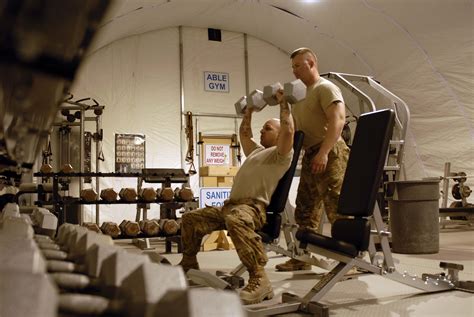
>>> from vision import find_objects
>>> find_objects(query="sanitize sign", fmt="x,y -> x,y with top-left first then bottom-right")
204,71 -> 229,93
199,187 -> 231,208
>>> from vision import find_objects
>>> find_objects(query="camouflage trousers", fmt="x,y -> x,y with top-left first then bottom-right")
295,139 -> 350,232
181,198 -> 268,273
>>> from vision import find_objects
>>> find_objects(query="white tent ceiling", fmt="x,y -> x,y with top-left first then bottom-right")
88,0 -> 473,179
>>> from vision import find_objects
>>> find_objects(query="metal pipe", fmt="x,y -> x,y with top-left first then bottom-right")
60,104 -> 104,110
95,116 -> 100,224
66,130 -> 70,164
323,72 -> 376,112
442,162 -> 451,208
179,25 -> 185,170
188,112 -> 242,119
244,33 -> 249,95
58,128 -> 62,169
443,175 -> 472,179
79,108 -> 85,224
52,117 -> 96,127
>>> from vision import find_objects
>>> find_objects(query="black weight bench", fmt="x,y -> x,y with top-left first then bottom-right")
246,109 -> 459,316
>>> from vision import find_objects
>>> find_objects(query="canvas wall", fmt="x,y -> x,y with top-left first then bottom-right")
68,26 -> 294,224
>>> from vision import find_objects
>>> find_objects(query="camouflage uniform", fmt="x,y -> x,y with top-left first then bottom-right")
181,198 -> 267,272
295,139 -> 350,232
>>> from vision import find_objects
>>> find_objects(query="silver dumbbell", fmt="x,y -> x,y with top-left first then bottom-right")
284,79 -> 306,104
234,96 -> 247,115
263,79 -> 306,105
263,82 -> 283,105
234,89 -> 267,115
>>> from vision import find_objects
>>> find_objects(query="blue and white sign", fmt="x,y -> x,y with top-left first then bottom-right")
199,187 -> 231,208
204,71 -> 229,93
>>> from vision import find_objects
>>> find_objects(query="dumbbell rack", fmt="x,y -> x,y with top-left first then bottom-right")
33,170 -> 197,251
135,168 -> 197,251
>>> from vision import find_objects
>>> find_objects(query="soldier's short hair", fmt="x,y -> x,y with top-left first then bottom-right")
290,47 -> 318,64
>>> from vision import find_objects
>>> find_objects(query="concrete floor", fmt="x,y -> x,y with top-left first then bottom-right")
116,222 -> 474,316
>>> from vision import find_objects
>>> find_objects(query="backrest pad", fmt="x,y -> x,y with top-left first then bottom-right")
337,109 -> 395,217
266,130 -> 304,214
259,131 -> 304,241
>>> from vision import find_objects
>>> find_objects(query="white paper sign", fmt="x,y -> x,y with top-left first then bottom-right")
204,71 -> 229,93
205,144 -> 230,165
199,187 -> 232,208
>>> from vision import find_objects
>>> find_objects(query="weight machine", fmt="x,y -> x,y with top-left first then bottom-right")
46,95 -> 105,224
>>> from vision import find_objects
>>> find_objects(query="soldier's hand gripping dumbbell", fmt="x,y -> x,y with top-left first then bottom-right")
235,79 -> 307,115
263,79 -> 306,105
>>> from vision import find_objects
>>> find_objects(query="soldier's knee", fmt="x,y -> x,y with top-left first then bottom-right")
224,214 -> 240,230
181,213 -> 194,227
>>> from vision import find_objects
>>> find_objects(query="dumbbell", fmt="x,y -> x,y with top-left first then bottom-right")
40,163 -> 54,174
30,207 -> 58,237
0,271 -> 58,317
58,262 -> 187,316
43,226 -> 116,278
100,188 -> 118,202
61,163 -> 74,173
263,79 -> 306,105
0,247 -> 188,317
51,248 -> 151,293
263,82 -> 283,105
82,222 -> 102,233
119,188 -> 138,202
47,231 -> 113,274
159,219 -> 180,236
119,220 -> 141,237
139,219 -> 160,236
1,221 -> 111,275
101,221 -> 121,238
18,182 -> 53,193
1,202 -> 20,220
139,187 -> 157,202
283,79 -> 306,104
157,186 -> 174,202
234,89 -> 268,115
1,206 -> 57,240
80,188 -> 99,202
174,187 -> 194,202
48,247 -> 149,293
1,219 -> 111,272
43,227 -> 112,262
0,233 -> 47,274
2,216 -> 241,316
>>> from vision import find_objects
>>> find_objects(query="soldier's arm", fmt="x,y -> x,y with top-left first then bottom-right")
239,106 -> 259,157
276,90 -> 295,156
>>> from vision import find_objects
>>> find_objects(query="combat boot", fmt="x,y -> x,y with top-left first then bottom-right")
239,268 -> 274,305
275,258 -> 311,271
177,255 -> 199,273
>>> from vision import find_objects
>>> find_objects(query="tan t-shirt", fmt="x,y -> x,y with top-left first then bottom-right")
292,77 -> 344,148
230,145 -> 293,206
